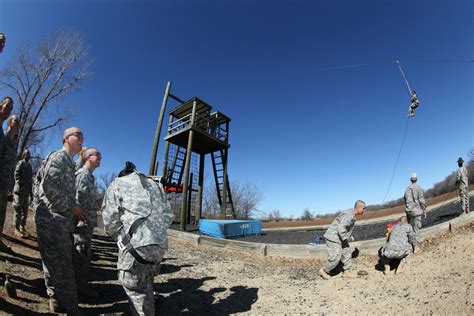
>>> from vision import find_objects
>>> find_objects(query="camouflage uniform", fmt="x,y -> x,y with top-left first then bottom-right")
456,166 -> 470,213
404,183 -> 427,237
75,158 -> 84,172
35,147 -> 79,313
322,209 -> 356,273
381,223 -> 416,261
101,171 -> 174,316
12,158 -> 33,230
72,166 -> 98,287
0,132 -> 16,239
32,165 -> 44,210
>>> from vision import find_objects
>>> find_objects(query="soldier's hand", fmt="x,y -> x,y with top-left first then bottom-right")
73,205 -> 88,222
350,236 -> 355,242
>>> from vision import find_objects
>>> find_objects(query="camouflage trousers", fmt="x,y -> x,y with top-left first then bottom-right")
0,188 -> 8,236
323,240 -> 352,273
407,214 -> 422,238
12,193 -> 29,230
72,224 -> 94,285
459,187 -> 470,212
36,219 -> 78,313
119,260 -> 158,316
381,245 -> 412,261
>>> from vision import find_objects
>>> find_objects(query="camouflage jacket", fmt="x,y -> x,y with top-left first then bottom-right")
36,148 -> 77,231
382,223 -> 416,255
456,166 -> 469,188
101,171 -> 174,270
323,209 -> 356,244
75,166 -> 98,227
32,166 -> 44,210
404,183 -> 427,216
13,159 -> 33,196
0,132 -> 17,189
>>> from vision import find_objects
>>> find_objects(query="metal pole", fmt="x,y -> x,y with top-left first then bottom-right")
180,100 -> 197,231
149,81 -> 171,176
196,153 -> 205,222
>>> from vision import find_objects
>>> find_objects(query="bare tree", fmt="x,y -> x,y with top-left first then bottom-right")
98,172 -> 117,192
0,30 -> 92,157
300,207 -> 313,221
266,209 -> 282,222
230,181 -> 263,219
202,184 -> 219,219
202,179 -> 263,220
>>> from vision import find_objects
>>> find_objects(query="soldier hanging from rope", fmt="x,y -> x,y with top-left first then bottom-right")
408,90 -> 420,117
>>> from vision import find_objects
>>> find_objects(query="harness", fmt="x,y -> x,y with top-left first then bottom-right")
117,217 -> 154,265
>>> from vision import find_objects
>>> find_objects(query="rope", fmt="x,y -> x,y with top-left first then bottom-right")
396,60 -> 413,96
382,116 -> 410,203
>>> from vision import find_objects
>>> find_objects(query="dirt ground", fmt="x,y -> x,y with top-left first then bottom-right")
1,203 -> 473,315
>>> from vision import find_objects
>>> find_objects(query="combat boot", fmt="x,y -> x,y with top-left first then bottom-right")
49,297 -> 66,313
318,268 -> 331,280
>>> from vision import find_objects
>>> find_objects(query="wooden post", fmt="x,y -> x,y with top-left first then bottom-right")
187,173 -> 193,224
220,149 -> 229,219
149,81 -> 171,175
180,100 -> 197,231
196,153 -> 205,222
161,114 -> 173,178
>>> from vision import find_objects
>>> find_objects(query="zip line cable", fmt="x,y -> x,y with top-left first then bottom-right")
382,116 -> 410,203
382,60 -> 413,203
396,60 -> 413,96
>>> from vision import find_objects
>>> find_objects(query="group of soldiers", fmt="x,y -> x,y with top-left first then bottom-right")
319,162 -> 470,279
1,99 -> 173,314
2,31 -> 472,314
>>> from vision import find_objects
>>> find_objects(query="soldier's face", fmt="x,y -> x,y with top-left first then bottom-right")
0,99 -> 13,119
355,204 -> 366,216
89,151 -> 101,168
66,131 -> 84,155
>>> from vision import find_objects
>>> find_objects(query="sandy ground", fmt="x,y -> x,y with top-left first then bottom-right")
0,205 -> 473,315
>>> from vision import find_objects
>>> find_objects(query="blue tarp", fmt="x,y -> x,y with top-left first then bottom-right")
199,219 -> 262,239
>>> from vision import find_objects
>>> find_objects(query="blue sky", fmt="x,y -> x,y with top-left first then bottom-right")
1,0 -> 473,217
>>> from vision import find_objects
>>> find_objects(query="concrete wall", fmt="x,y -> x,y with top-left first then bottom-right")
168,209 -> 473,259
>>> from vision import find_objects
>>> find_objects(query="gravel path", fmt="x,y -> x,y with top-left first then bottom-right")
234,197 -> 473,244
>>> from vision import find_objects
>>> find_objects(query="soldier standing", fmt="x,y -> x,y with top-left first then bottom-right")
13,149 -> 33,238
101,161 -> 174,315
319,200 -> 366,280
381,216 -> 417,275
404,173 -> 427,240
0,99 -> 18,252
456,157 -> 470,214
73,147 -> 101,297
35,127 -> 88,314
